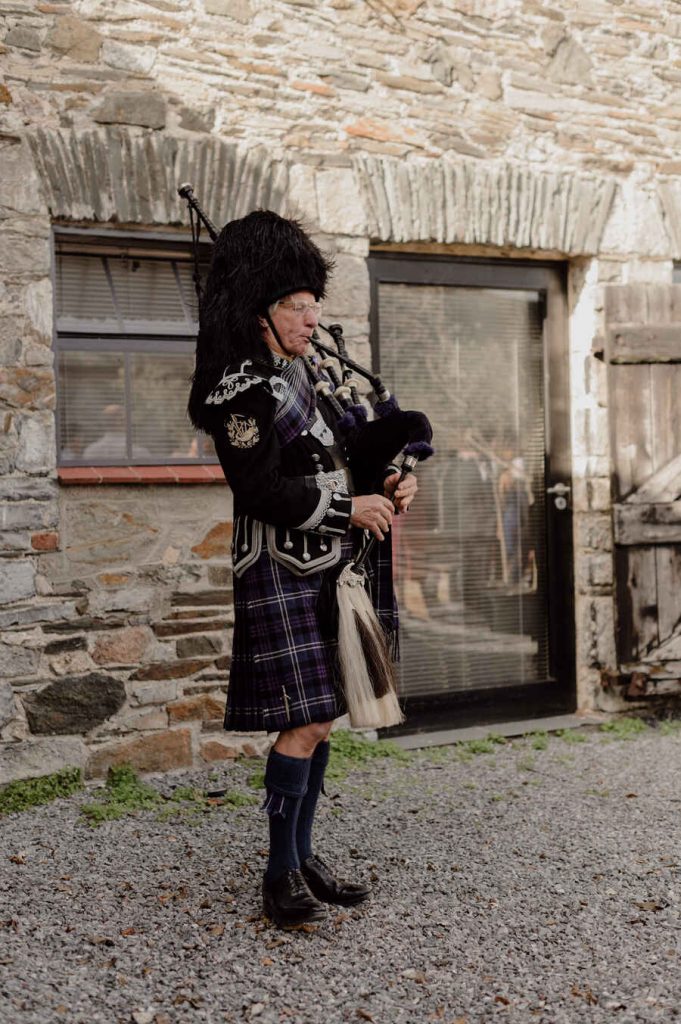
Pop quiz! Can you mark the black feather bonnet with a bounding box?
[188,210,334,431]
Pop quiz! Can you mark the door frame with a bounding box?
[368,253,576,732]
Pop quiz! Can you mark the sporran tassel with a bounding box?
[335,563,404,729]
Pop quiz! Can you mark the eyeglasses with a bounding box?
[277,300,323,316]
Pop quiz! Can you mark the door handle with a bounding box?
[546,482,570,509]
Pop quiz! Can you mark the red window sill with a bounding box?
[58,465,226,485]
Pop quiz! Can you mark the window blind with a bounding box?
[379,282,549,699]
[54,238,213,467]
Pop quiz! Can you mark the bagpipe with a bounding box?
[178,183,434,729]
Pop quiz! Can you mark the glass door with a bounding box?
[370,256,574,725]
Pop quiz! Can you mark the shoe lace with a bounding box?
[290,870,310,896]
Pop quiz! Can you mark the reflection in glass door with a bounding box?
[371,258,572,710]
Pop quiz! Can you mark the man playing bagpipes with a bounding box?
[187,203,433,930]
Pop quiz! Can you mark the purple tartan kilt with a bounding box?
[224,533,355,734]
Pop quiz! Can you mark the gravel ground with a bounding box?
[1,728,680,1024]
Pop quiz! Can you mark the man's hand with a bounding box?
[384,471,418,513]
[350,494,394,541]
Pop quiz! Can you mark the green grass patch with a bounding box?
[420,744,453,764]
[327,730,410,783]
[81,764,162,825]
[457,733,507,756]
[555,728,587,744]
[0,767,83,817]
[81,764,259,826]
[599,717,648,741]
[659,719,681,736]
[246,769,266,790]
[526,730,549,751]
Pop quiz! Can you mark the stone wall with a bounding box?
[3,0,681,781]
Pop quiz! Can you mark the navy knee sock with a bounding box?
[296,740,330,862]
[262,749,311,884]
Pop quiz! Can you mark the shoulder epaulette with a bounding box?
[205,360,288,407]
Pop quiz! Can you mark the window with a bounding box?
[54,230,214,466]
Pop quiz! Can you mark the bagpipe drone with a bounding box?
[178,183,434,729]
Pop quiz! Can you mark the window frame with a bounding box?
[52,226,216,469]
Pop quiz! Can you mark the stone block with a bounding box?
[0,502,57,532]
[0,560,36,605]
[177,105,215,133]
[5,26,42,51]
[102,39,156,74]
[48,650,93,678]
[577,595,616,670]
[205,0,253,20]
[0,141,44,217]
[61,499,161,572]
[112,706,168,732]
[323,253,369,319]
[25,280,53,342]
[167,693,225,723]
[47,14,101,61]
[91,626,153,666]
[587,478,611,512]
[548,37,592,85]
[44,637,86,655]
[85,728,192,779]
[131,658,213,682]
[0,478,56,503]
[200,739,239,762]
[207,565,231,587]
[0,368,55,410]
[191,522,232,559]
[153,616,229,638]
[15,413,56,474]
[575,513,613,553]
[0,681,18,730]
[0,643,40,680]
[0,530,29,552]
[0,601,79,629]
[128,679,179,706]
[22,674,126,735]
[286,163,319,226]
[176,635,222,659]
[94,91,166,129]
[31,531,59,551]
[476,70,502,100]
[316,169,367,237]
[576,553,614,593]
[88,586,159,615]
[0,737,87,786]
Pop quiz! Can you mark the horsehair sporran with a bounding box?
[336,563,404,728]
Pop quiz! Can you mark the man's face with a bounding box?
[261,290,321,358]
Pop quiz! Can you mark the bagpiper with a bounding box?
[188,210,430,929]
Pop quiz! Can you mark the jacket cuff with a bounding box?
[296,488,353,536]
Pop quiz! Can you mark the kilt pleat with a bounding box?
[224,534,355,733]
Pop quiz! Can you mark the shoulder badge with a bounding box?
[226,413,260,449]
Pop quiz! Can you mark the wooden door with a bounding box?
[606,284,681,697]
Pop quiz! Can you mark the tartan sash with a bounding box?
[273,357,316,448]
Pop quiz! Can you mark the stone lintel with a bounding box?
[24,127,618,257]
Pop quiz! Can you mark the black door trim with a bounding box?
[369,252,576,735]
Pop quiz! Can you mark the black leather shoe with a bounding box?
[301,855,371,906]
[262,868,327,929]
